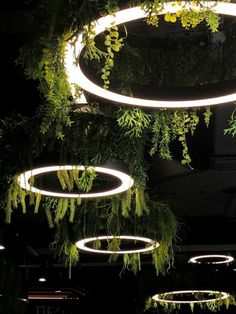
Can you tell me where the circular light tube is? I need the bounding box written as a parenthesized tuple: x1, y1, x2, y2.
(18, 165, 133, 198)
(76, 235, 159, 254)
(189, 254, 234, 264)
(65, 2, 236, 108)
(152, 290, 230, 304)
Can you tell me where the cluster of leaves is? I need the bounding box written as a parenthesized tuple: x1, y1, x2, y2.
(117, 107, 211, 165)
(141, 0, 220, 32)
(145, 291, 236, 313)
(57, 167, 96, 192)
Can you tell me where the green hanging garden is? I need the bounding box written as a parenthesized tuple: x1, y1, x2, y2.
(145, 290, 236, 313)
(2, 0, 236, 285)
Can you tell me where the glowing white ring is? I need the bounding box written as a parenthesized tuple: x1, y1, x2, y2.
(189, 254, 234, 264)
(18, 165, 133, 198)
(152, 290, 230, 304)
(76, 235, 160, 254)
(65, 2, 236, 108)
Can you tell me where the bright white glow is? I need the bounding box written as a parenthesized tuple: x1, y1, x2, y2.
(0, 245, 5, 250)
(77, 92, 87, 104)
(152, 290, 230, 304)
(18, 165, 133, 198)
(76, 235, 159, 254)
(18, 298, 28, 302)
(65, 2, 236, 108)
(38, 277, 47, 282)
(189, 254, 234, 264)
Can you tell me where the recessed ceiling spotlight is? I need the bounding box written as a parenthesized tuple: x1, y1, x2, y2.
(0, 244, 5, 250)
(189, 254, 234, 265)
(65, 2, 236, 108)
(38, 277, 47, 283)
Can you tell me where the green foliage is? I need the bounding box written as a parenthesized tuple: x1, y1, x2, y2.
(102, 26, 124, 89)
(50, 220, 79, 279)
(117, 108, 151, 138)
(135, 186, 149, 217)
(141, 0, 220, 32)
(203, 106, 212, 128)
(123, 253, 141, 275)
(57, 167, 96, 192)
(5, 176, 28, 223)
(150, 109, 210, 165)
(224, 106, 236, 137)
(142, 201, 177, 275)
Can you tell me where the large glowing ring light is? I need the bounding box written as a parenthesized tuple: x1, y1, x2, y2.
(18, 165, 134, 198)
(76, 235, 160, 254)
(152, 290, 230, 304)
(189, 254, 234, 264)
(65, 2, 236, 108)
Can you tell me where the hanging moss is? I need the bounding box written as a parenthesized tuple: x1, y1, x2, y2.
(5, 176, 29, 223)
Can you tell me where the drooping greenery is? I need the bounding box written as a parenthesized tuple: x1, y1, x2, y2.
(145, 291, 236, 313)
(50, 197, 178, 277)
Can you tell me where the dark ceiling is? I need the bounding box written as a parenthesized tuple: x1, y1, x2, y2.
(1, 2, 236, 314)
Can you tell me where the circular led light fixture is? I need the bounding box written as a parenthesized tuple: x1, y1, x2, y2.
(76, 235, 159, 254)
(65, 2, 236, 108)
(189, 254, 234, 264)
(18, 165, 133, 198)
(0, 244, 5, 250)
(152, 290, 229, 304)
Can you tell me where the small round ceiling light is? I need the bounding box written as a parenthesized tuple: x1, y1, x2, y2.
(0, 244, 5, 251)
(189, 254, 234, 265)
(18, 165, 133, 198)
(38, 277, 47, 283)
(152, 290, 229, 304)
(65, 2, 236, 108)
(76, 235, 159, 254)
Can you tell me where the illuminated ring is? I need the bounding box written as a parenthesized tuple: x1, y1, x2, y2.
(76, 235, 160, 254)
(18, 165, 133, 198)
(65, 2, 236, 108)
(152, 290, 230, 304)
(189, 254, 234, 264)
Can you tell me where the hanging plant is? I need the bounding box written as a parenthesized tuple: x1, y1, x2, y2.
(50, 197, 178, 278)
(17, 0, 224, 140)
(145, 290, 236, 313)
